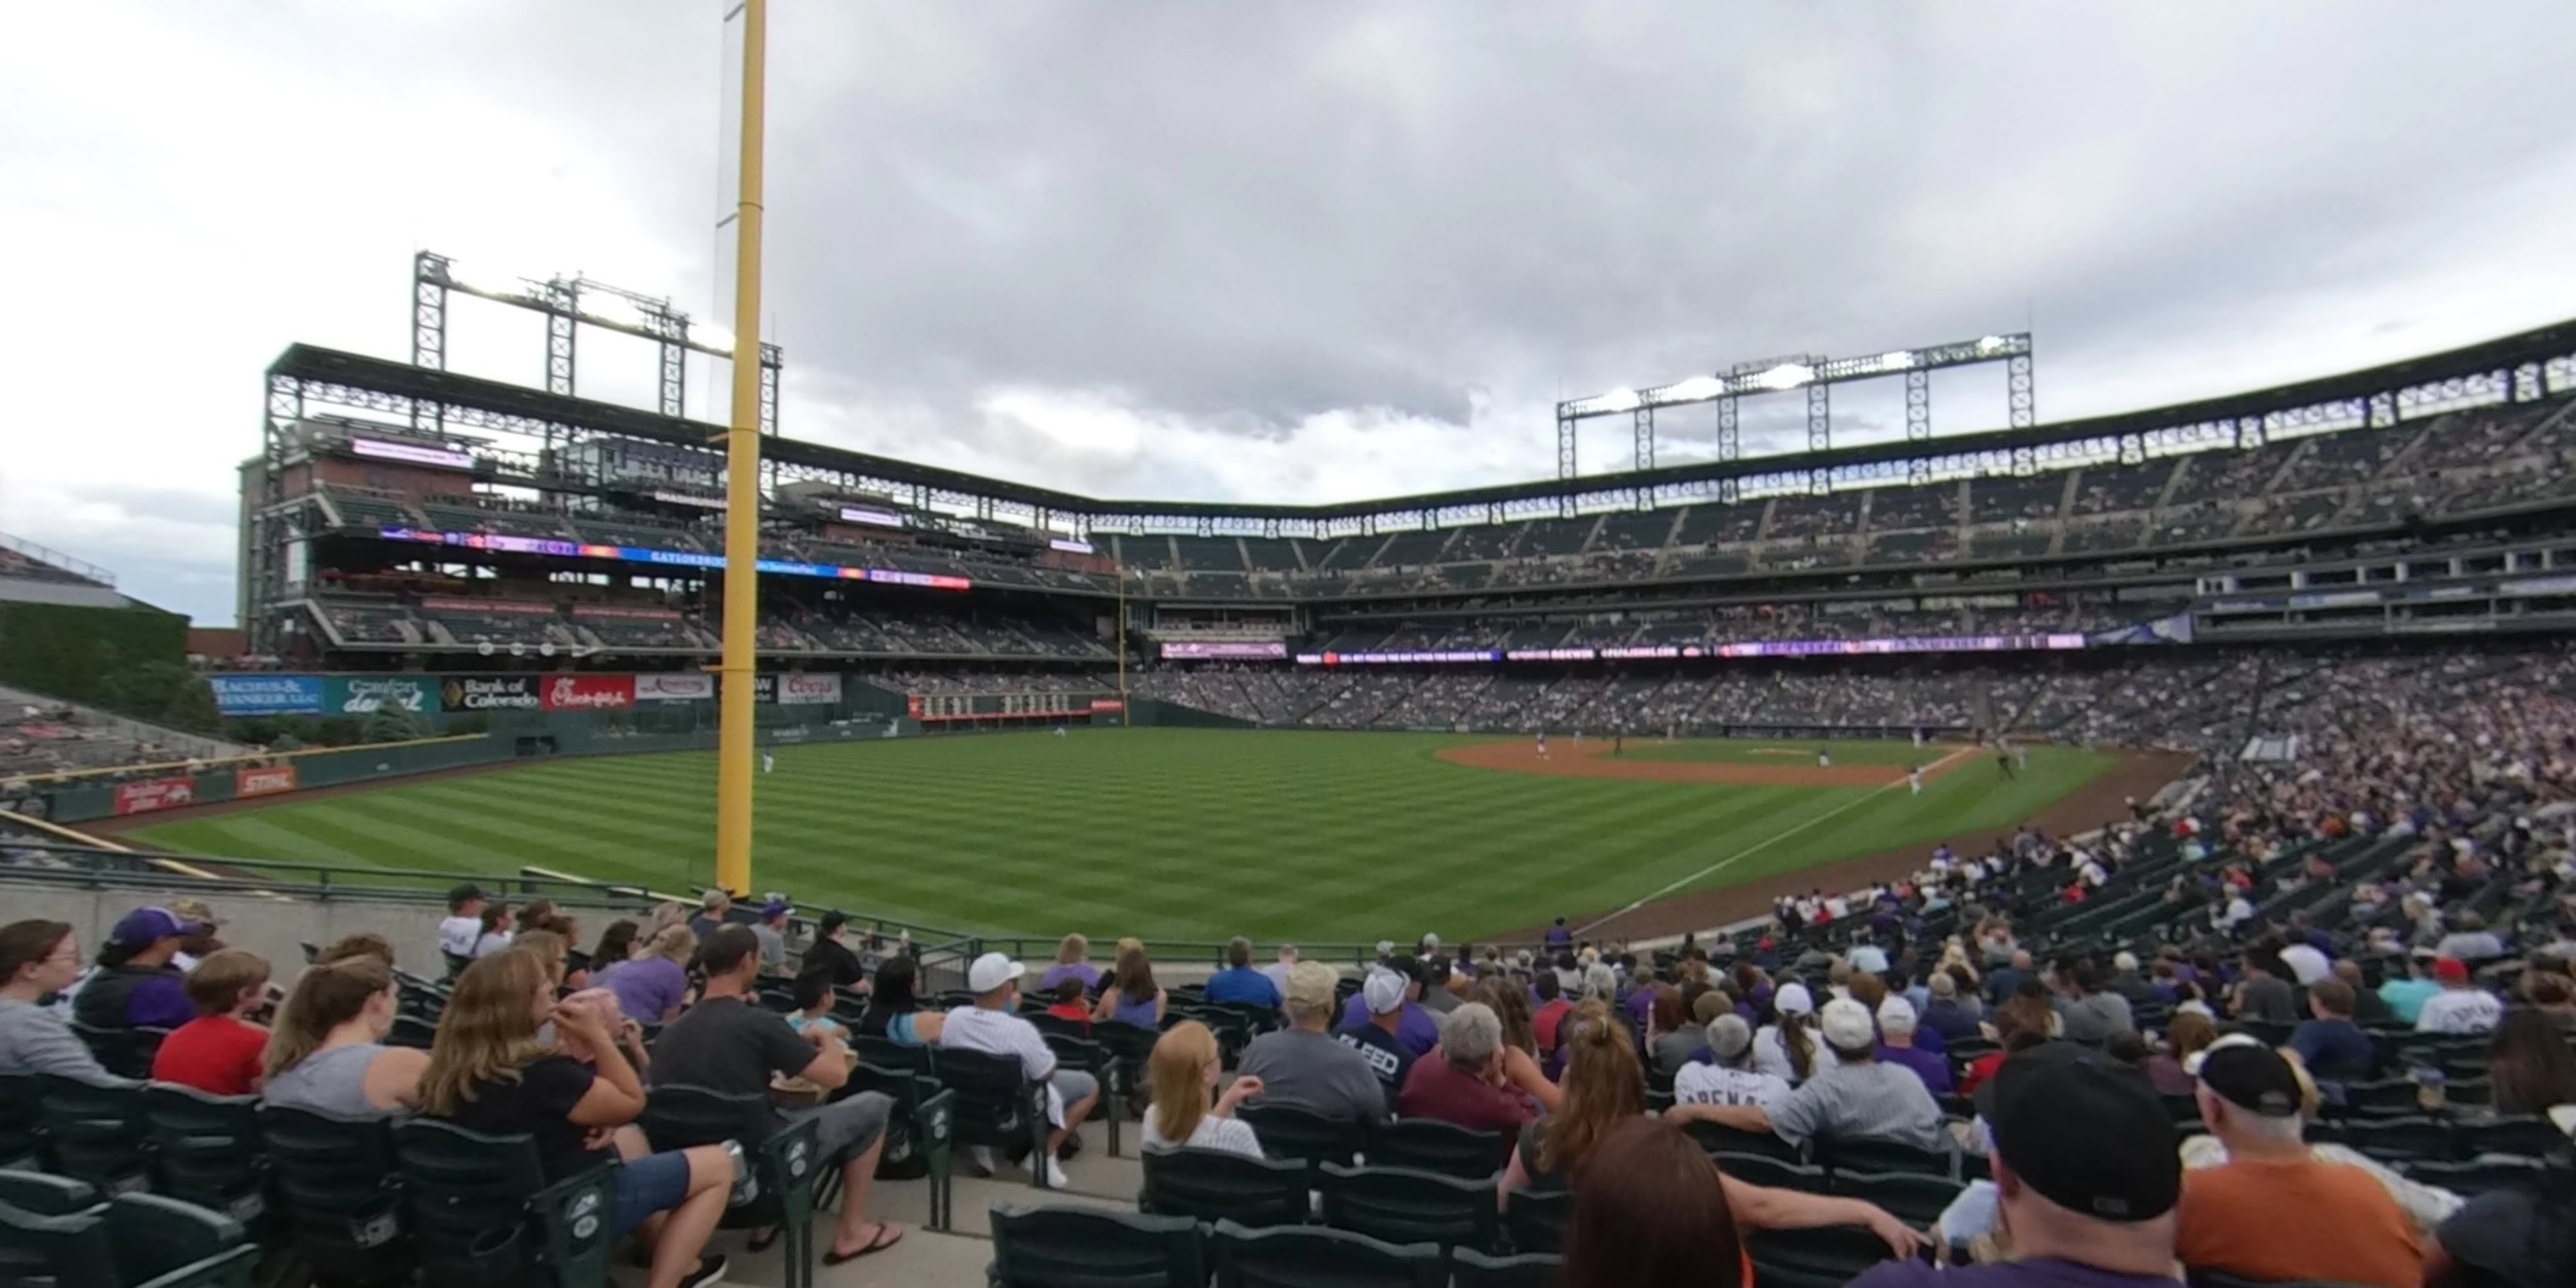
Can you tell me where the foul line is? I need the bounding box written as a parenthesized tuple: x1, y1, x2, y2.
(1573, 745, 1977, 938)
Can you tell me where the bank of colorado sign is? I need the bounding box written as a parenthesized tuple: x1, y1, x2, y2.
(541, 675, 636, 711)
(440, 676, 541, 712)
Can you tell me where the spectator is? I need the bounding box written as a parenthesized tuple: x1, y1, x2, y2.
(469, 902, 514, 959)
(2289, 979, 2375, 1084)
(72, 906, 199, 1032)
(2434, 913, 2507, 965)
(784, 968, 848, 1044)
(602, 925, 692, 1024)
(853, 956, 944, 1046)
(436, 882, 486, 967)
(2486, 1009, 2576, 1123)
(646, 926, 902, 1265)
(803, 912, 868, 997)
(2336, 959, 2396, 1025)
(149, 948, 271, 1095)
(1202, 936, 1282, 1009)
(2417, 958, 2504, 1034)
(1042, 980, 1092, 1032)
(1480, 975, 1564, 1114)
(2103, 952, 2156, 1007)
(1544, 918, 1572, 952)
(525, 913, 590, 988)
(1568, 1117, 1918, 1288)
(2141, 1011, 2218, 1095)
(2425, 1158, 2576, 1288)
(589, 920, 641, 980)
(1142, 1020, 1264, 1157)
(2054, 959, 2135, 1042)
(1646, 985, 1702, 1076)
(1675, 1014, 1790, 1111)
(316, 932, 397, 969)
(261, 955, 426, 1118)
(2380, 951, 2442, 1024)
(1852, 1043, 2180, 1288)
(1984, 949, 2034, 1008)
(1257, 945, 1297, 1001)
(1338, 956, 1441, 1057)
(1920, 970, 1983, 1042)
(1036, 934, 1099, 994)
(1400, 1002, 1536, 1134)
(1753, 982, 1835, 1085)
(166, 898, 224, 972)
(751, 900, 791, 975)
(1531, 972, 1571, 1053)
(419, 951, 733, 1288)
(1504, 999, 1644, 1198)
(2175, 1041, 2423, 1288)
(0, 919, 114, 1084)
(1418, 959, 1464, 1016)
(1332, 970, 1416, 1110)
(2233, 949, 2300, 1026)
(1874, 996, 1951, 1094)
(1238, 961, 1385, 1122)
(685, 888, 730, 941)
(2277, 938, 2332, 988)
(1093, 938, 1169, 1031)
(938, 952, 1101, 1186)
(1688, 997, 1946, 1153)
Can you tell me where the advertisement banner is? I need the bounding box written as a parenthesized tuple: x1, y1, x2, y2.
(114, 776, 197, 816)
(235, 764, 299, 797)
(541, 675, 636, 711)
(1158, 641, 1288, 660)
(775, 674, 842, 706)
(208, 675, 324, 716)
(635, 673, 715, 702)
(440, 675, 541, 712)
(1090, 698, 1125, 713)
(326, 675, 435, 714)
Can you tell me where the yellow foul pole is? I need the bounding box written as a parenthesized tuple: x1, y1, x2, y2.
(713, 0, 768, 898)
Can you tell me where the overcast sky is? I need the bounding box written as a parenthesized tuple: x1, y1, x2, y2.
(6, 0, 2575, 624)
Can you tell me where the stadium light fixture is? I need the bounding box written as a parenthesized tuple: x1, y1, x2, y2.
(1648, 375, 1724, 406)
(1755, 362, 1815, 391)
(690, 321, 737, 356)
(1977, 335, 2007, 354)
(1875, 350, 1913, 373)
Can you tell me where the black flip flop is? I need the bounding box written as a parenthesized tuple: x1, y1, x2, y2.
(822, 1223, 903, 1266)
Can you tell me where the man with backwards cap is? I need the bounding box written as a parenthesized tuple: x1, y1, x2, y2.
(1855, 1042, 2185, 1287)
(2175, 1036, 2422, 1288)
(1332, 969, 1418, 1114)
(1335, 956, 1440, 1057)
(935, 950, 1099, 1188)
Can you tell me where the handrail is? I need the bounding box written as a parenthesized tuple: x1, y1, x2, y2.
(0, 530, 115, 586)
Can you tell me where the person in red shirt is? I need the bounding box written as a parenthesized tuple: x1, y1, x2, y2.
(1043, 979, 1092, 1034)
(1398, 1002, 1537, 1134)
(1531, 974, 1571, 1055)
(151, 948, 272, 1096)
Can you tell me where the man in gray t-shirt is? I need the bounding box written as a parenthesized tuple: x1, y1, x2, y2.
(1682, 998, 1949, 1154)
(1238, 962, 1389, 1122)
(752, 901, 791, 974)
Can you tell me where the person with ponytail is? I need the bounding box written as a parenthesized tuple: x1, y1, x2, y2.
(1505, 999, 1644, 1200)
(261, 954, 427, 1118)
(1753, 982, 1837, 1085)
(1142, 1020, 1265, 1158)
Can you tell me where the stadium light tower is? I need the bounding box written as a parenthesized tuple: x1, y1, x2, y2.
(713, 0, 769, 901)
(1555, 332, 2037, 488)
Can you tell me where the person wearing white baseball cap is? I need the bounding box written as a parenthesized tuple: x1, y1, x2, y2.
(1332, 969, 1418, 1113)
(935, 951, 1098, 1187)
(1693, 997, 1946, 1154)
(1752, 981, 1840, 1085)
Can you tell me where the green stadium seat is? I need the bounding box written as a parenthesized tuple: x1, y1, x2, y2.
(1746, 1223, 1901, 1288)
(1811, 1137, 1956, 1180)
(1209, 1219, 1445, 1288)
(1708, 1151, 1824, 1191)
(934, 1049, 1053, 1191)
(1140, 1145, 1308, 1227)
(391, 1118, 617, 1288)
(1041, 1030, 1124, 1157)
(257, 1106, 412, 1286)
(845, 1058, 955, 1230)
(638, 1085, 824, 1288)
(0, 1169, 99, 1216)
(0, 1190, 259, 1288)
(0, 1076, 42, 1169)
(1317, 1163, 1500, 1254)
(1364, 1119, 1508, 1180)
(1238, 1100, 1365, 1173)
(1452, 1246, 1563, 1288)
(69, 1024, 157, 1083)
(1501, 1186, 1569, 1255)
(989, 1203, 1204, 1288)
(1682, 1121, 1803, 1164)
(1828, 1169, 1964, 1225)
(2398, 1157, 2547, 1196)
(141, 1084, 268, 1228)
(40, 1076, 151, 1194)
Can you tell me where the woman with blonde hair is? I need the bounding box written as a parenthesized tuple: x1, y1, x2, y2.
(1475, 975, 1564, 1113)
(1506, 1000, 1646, 1201)
(603, 924, 692, 1024)
(419, 950, 734, 1288)
(1141, 1019, 1265, 1158)
(1094, 937, 1167, 1030)
(262, 955, 428, 1119)
(1038, 934, 1100, 993)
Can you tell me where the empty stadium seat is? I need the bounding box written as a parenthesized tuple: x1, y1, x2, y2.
(1501, 1186, 1570, 1255)
(39, 1077, 149, 1193)
(257, 1106, 412, 1286)
(1746, 1223, 1901, 1288)
(1139, 1145, 1308, 1228)
(845, 1057, 956, 1229)
(989, 1203, 1204, 1288)
(0, 1188, 259, 1288)
(390, 1118, 618, 1288)
(1238, 1100, 1365, 1172)
(1364, 1119, 1509, 1180)
(1452, 1246, 1564, 1288)
(141, 1084, 268, 1228)
(1208, 1219, 1446, 1288)
(1317, 1163, 1500, 1254)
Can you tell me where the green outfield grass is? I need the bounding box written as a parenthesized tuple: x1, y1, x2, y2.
(127, 729, 2117, 943)
(1618, 738, 1950, 768)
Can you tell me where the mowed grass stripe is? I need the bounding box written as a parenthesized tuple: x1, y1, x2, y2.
(131, 730, 2124, 941)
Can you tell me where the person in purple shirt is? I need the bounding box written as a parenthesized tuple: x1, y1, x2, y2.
(600, 924, 693, 1024)
(1623, 969, 1658, 1026)
(1873, 997, 1951, 1094)
(1335, 958, 1440, 1058)
(1852, 1044, 2183, 1288)
(1035, 934, 1101, 994)
(70, 908, 201, 1032)
(1201, 937, 1281, 1008)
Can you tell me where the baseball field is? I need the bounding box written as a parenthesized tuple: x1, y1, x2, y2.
(120, 728, 2157, 944)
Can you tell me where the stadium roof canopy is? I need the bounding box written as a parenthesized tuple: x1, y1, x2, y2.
(269, 317, 2576, 530)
